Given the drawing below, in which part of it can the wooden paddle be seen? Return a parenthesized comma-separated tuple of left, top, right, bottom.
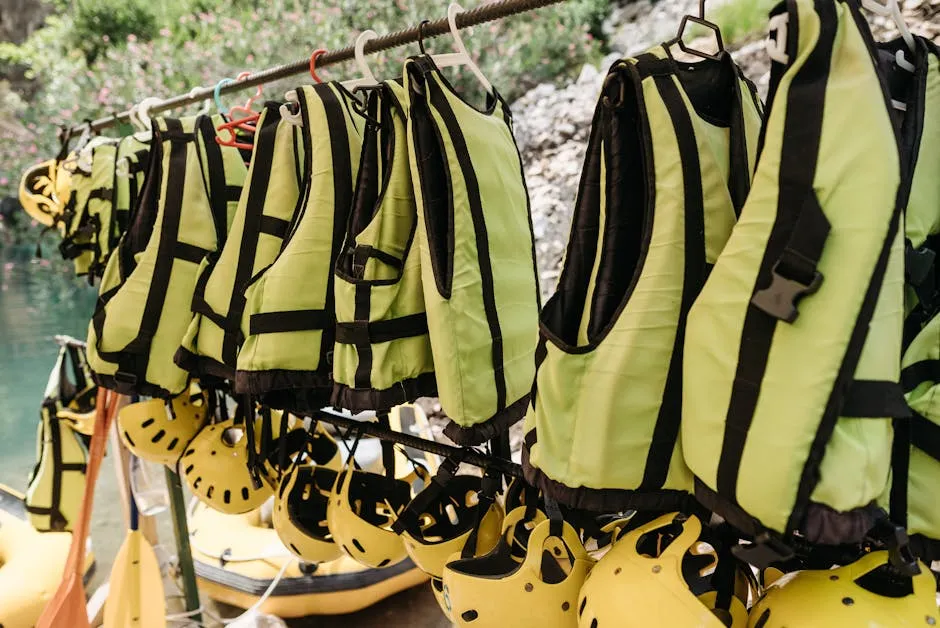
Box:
(37, 389, 118, 628)
(103, 456, 166, 627)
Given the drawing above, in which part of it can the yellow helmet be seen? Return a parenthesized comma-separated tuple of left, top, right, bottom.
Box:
(181, 413, 275, 514)
(443, 505, 593, 627)
(396, 461, 505, 578)
(326, 459, 414, 569)
(272, 423, 345, 563)
(118, 385, 208, 466)
(577, 513, 749, 628)
(19, 159, 63, 227)
(747, 551, 937, 627)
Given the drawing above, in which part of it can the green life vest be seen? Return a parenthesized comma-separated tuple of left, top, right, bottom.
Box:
(682, 0, 908, 547)
(888, 38, 940, 562)
(59, 140, 117, 277)
(87, 115, 246, 398)
(110, 134, 151, 258)
(404, 55, 540, 446)
(177, 103, 304, 381)
(522, 47, 763, 512)
(332, 81, 437, 413)
(25, 344, 92, 532)
(235, 83, 364, 412)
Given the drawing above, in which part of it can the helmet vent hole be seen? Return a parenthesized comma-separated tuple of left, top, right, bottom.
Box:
(123, 431, 136, 447)
(151, 429, 166, 443)
(193, 477, 202, 489)
(590, 619, 598, 628)
(184, 449, 195, 457)
(614, 567, 621, 575)
(524, 583, 534, 592)
(241, 487, 250, 501)
(289, 543, 300, 554)
(753, 609, 770, 628)
(168, 437, 179, 451)
(830, 575, 839, 581)
(206, 486, 214, 499)
(352, 539, 365, 553)
(224, 490, 231, 504)
(842, 597, 854, 606)
(141, 418, 155, 428)
(562, 602, 570, 611)
(460, 610, 478, 622)
(184, 464, 194, 474)
(222, 427, 244, 447)
(378, 558, 390, 567)
(927, 616, 936, 625)
(579, 597, 587, 616)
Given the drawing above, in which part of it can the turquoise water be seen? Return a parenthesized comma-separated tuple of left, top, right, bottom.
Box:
(0, 245, 98, 490)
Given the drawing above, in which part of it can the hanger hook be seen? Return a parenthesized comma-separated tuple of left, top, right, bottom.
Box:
(309, 49, 328, 83)
(213, 77, 235, 114)
(418, 19, 431, 55)
(355, 30, 379, 84)
(699, 0, 706, 19)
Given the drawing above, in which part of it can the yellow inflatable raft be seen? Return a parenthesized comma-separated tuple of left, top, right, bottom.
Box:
(0, 484, 95, 628)
(189, 501, 428, 618)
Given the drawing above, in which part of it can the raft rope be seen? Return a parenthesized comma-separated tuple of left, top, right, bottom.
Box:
(66, 0, 568, 134)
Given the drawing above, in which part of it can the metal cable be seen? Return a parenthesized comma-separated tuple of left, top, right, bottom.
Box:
(71, 0, 567, 134)
(312, 408, 524, 478)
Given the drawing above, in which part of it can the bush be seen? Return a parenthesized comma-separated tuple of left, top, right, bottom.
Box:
(72, 0, 158, 63)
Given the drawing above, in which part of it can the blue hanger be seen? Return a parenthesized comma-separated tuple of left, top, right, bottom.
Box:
(213, 77, 236, 114)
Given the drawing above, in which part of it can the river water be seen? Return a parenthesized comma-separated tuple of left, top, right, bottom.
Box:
(0, 245, 127, 587)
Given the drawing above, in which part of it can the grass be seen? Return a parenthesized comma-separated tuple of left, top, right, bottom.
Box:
(689, 0, 779, 46)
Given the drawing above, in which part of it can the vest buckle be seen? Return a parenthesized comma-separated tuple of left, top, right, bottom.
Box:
(750, 260, 823, 323)
(731, 532, 794, 568)
(905, 242, 937, 309)
(113, 370, 138, 387)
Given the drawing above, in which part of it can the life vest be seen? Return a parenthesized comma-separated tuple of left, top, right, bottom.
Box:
(108, 134, 151, 262)
(522, 47, 763, 513)
(177, 103, 304, 381)
(404, 55, 540, 446)
(887, 38, 940, 562)
(332, 81, 437, 413)
(25, 345, 92, 532)
(235, 83, 364, 412)
(59, 140, 117, 277)
(681, 0, 908, 547)
(87, 115, 247, 398)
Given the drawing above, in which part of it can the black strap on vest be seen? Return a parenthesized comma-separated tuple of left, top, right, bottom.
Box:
(249, 309, 329, 335)
(750, 191, 829, 323)
(841, 380, 911, 418)
(391, 452, 464, 535)
(901, 359, 940, 392)
(335, 313, 429, 346)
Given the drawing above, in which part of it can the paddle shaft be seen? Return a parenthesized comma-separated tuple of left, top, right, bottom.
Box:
(166, 467, 202, 621)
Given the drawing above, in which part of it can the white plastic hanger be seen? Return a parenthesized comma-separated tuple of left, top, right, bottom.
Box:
(862, 0, 916, 111)
(189, 87, 212, 116)
(343, 29, 380, 91)
(427, 3, 493, 94)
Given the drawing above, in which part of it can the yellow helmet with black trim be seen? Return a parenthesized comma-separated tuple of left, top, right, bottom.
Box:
(443, 504, 593, 627)
(396, 459, 505, 579)
(19, 159, 64, 227)
(577, 513, 748, 628)
(272, 422, 345, 563)
(118, 384, 208, 466)
(181, 408, 276, 514)
(747, 550, 937, 627)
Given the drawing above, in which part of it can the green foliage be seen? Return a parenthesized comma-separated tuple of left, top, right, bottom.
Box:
(0, 0, 605, 244)
(710, 0, 777, 45)
(72, 0, 158, 62)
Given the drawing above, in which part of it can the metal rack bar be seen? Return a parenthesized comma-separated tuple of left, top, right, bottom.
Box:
(312, 408, 523, 478)
(70, 0, 566, 134)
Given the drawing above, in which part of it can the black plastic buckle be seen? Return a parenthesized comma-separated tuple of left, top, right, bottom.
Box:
(58, 239, 82, 260)
(731, 532, 795, 568)
(905, 243, 936, 287)
(872, 519, 921, 577)
(113, 370, 138, 386)
(750, 260, 823, 323)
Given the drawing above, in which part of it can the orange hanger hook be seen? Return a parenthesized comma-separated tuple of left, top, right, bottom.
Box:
(309, 49, 328, 83)
(234, 71, 264, 110)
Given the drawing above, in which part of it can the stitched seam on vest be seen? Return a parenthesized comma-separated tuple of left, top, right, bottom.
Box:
(788, 0, 913, 534)
(427, 75, 508, 413)
(715, 0, 837, 503)
(640, 72, 706, 491)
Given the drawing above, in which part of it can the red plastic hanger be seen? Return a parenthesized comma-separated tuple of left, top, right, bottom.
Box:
(216, 71, 262, 149)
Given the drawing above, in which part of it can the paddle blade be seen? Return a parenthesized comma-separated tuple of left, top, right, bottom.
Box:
(35, 570, 91, 628)
(103, 530, 166, 627)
